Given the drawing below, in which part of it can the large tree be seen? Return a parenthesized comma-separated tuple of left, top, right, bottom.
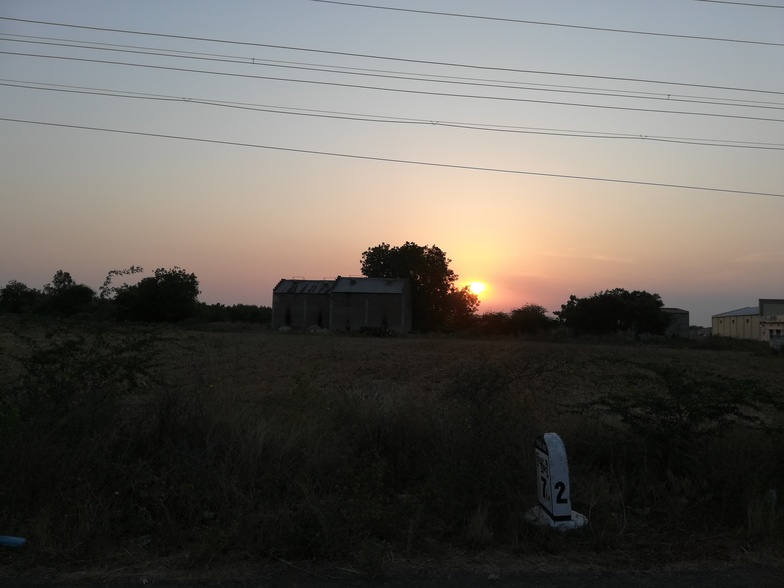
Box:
(114, 267, 200, 322)
(360, 241, 478, 331)
(555, 288, 670, 337)
(43, 270, 75, 295)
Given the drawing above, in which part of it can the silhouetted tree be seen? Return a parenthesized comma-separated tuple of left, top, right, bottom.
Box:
(360, 241, 478, 331)
(0, 280, 41, 314)
(196, 302, 272, 324)
(48, 284, 96, 316)
(99, 266, 144, 300)
(555, 288, 670, 337)
(39, 270, 96, 316)
(43, 270, 75, 295)
(115, 267, 200, 322)
(477, 311, 514, 336)
(510, 304, 554, 335)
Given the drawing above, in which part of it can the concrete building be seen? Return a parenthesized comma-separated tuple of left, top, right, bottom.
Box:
(329, 277, 412, 333)
(662, 307, 690, 337)
(711, 299, 784, 343)
(271, 279, 333, 330)
(271, 276, 411, 333)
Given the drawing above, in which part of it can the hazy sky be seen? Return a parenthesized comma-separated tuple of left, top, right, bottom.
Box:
(2, 1, 783, 326)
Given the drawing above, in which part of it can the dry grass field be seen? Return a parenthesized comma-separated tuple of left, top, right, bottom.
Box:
(2, 317, 784, 578)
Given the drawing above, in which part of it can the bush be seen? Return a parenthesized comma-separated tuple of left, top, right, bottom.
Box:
(565, 360, 784, 533)
(0, 280, 41, 314)
(2, 317, 161, 427)
(556, 288, 670, 337)
(510, 304, 555, 335)
(2, 328, 782, 567)
(114, 267, 200, 322)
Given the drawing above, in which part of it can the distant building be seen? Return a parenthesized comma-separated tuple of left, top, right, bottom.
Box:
(271, 279, 333, 330)
(329, 276, 412, 333)
(662, 307, 689, 337)
(271, 276, 411, 333)
(711, 299, 784, 344)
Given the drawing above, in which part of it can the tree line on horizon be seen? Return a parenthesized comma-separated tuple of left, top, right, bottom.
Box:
(0, 241, 672, 337)
(359, 241, 671, 337)
(0, 267, 271, 325)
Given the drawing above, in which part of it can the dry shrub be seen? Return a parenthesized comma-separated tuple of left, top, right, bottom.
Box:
(2, 321, 783, 567)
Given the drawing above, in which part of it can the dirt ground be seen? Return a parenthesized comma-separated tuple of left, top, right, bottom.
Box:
(5, 553, 783, 587)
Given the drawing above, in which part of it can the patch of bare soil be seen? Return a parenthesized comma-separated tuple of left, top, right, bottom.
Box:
(4, 550, 783, 587)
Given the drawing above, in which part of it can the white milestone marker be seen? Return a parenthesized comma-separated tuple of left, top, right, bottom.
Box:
(525, 432, 587, 530)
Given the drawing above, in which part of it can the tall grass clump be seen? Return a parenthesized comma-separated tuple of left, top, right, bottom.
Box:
(0, 316, 164, 553)
(3, 322, 782, 568)
(565, 360, 784, 545)
(1, 325, 548, 564)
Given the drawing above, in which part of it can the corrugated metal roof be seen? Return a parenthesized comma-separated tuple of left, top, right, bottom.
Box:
(332, 276, 408, 294)
(662, 307, 688, 314)
(712, 306, 759, 318)
(273, 279, 334, 295)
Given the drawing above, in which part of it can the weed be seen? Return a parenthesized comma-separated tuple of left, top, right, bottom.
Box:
(466, 503, 494, 547)
(2, 316, 161, 427)
(564, 360, 784, 538)
(1, 324, 783, 568)
(570, 361, 783, 472)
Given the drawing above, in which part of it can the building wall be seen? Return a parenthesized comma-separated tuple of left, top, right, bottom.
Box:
(761, 300, 784, 316)
(760, 315, 784, 342)
(271, 278, 412, 332)
(271, 293, 331, 329)
(329, 291, 411, 333)
(712, 313, 761, 340)
(663, 310, 689, 337)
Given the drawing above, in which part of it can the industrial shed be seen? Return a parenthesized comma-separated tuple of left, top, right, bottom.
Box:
(711, 299, 784, 342)
(330, 277, 412, 333)
(271, 277, 411, 333)
(271, 279, 333, 330)
(662, 308, 689, 337)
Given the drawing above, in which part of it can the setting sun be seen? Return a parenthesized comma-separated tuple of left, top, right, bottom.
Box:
(468, 282, 486, 296)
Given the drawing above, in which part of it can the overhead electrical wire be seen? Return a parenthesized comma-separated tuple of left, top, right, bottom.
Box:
(0, 17, 781, 98)
(2, 116, 781, 198)
(1, 12, 779, 202)
(307, 0, 784, 47)
(0, 12, 784, 196)
(3, 34, 782, 112)
(5, 51, 784, 125)
(693, 0, 784, 8)
(4, 79, 782, 151)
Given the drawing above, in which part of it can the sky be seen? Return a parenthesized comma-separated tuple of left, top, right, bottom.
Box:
(1, 0, 783, 327)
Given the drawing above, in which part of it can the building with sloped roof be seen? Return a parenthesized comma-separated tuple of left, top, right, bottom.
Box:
(271, 279, 334, 330)
(330, 277, 412, 333)
(271, 276, 411, 333)
(662, 307, 689, 337)
(711, 299, 784, 342)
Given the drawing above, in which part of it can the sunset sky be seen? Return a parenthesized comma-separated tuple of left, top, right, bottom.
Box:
(2, 1, 782, 326)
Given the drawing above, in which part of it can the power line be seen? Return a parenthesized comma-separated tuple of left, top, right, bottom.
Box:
(6, 51, 784, 124)
(1, 117, 781, 198)
(693, 0, 784, 8)
(5, 79, 783, 151)
(308, 0, 784, 47)
(1, 17, 781, 97)
(4, 34, 782, 111)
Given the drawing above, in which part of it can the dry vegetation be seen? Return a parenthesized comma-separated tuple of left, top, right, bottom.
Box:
(1, 316, 783, 577)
